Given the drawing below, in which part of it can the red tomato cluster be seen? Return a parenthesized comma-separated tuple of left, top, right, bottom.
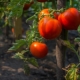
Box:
(38, 8, 80, 40)
(30, 7, 80, 59)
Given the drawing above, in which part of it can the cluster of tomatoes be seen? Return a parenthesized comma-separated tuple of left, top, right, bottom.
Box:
(30, 7, 80, 59)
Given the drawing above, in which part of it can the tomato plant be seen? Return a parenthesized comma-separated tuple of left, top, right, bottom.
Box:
(38, 9, 59, 20)
(58, 8, 80, 30)
(37, 0, 47, 2)
(7, 0, 80, 80)
(30, 41, 48, 58)
(23, 1, 34, 10)
(38, 17, 62, 39)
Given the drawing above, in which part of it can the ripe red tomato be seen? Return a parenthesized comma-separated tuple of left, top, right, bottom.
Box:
(23, 1, 34, 10)
(30, 41, 48, 58)
(38, 9, 59, 20)
(58, 8, 80, 30)
(37, 0, 47, 2)
(38, 17, 62, 39)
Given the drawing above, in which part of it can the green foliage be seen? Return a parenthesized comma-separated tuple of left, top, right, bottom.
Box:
(9, 39, 27, 51)
(26, 20, 43, 47)
(74, 25, 80, 43)
(63, 40, 80, 62)
(13, 51, 39, 67)
(13, 51, 26, 59)
(77, 26, 80, 33)
(8, 18, 42, 74)
(27, 57, 39, 67)
(66, 0, 80, 9)
(13, 51, 39, 74)
(65, 63, 80, 80)
(24, 64, 30, 75)
(63, 40, 76, 52)
(75, 38, 80, 42)
(7, 0, 24, 17)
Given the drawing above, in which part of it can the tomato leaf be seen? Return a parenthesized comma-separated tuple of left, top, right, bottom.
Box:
(13, 52, 24, 59)
(63, 40, 80, 61)
(23, 64, 30, 75)
(9, 39, 27, 51)
(65, 63, 80, 80)
(26, 14, 37, 22)
(63, 40, 75, 51)
(13, 50, 28, 59)
(27, 57, 39, 67)
(26, 20, 43, 47)
(77, 25, 80, 33)
(74, 38, 80, 42)
(77, 75, 80, 80)
(7, 0, 29, 17)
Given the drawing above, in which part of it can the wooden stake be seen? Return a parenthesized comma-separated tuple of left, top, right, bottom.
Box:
(55, 0, 67, 80)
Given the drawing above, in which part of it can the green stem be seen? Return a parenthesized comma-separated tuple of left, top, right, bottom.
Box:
(78, 0, 80, 10)
(42, 2, 45, 9)
(52, 0, 56, 9)
(74, 50, 80, 63)
(76, 63, 80, 67)
(70, 0, 73, 7)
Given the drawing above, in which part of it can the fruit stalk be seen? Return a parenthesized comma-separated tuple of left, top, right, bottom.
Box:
(42, 2, 45, 9)
(55, 0, 67, 80)
(51, 0, 56, 9)
(70, 0, 73, 7)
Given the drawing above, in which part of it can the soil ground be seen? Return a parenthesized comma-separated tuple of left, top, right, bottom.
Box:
(0, 19, 79, 80)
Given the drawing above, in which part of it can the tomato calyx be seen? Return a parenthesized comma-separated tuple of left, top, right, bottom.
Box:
(38, 8, 64, 20)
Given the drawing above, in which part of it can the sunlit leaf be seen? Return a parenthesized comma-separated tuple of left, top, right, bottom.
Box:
(9, 39, 27, 51)
(27, 57, 39, 67)
(77, 25, 80, 33)
(63, 40, 75, 51)
(65, 63, 80, 80)
(63, 40, 80, 61)
(13, 52, 24, 59)
(74, 38, 80, 42)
